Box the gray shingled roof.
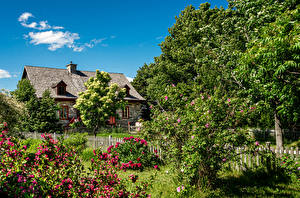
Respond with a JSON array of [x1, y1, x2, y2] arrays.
[[22, 65, 145, 101]]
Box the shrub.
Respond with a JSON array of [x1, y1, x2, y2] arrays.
[[0, 123, 151, 197], [81, 147, 94, 161], [20, 138, 43, 153], [62, 132, 88, 154], [142, 86, 256, 188], [278, 154, 300, 181], [108, 136, 161, 171]]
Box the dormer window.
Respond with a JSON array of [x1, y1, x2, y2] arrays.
[[124, 85, 130, 97], [58, 85, 66, 95], [52, 80, 67, 96]]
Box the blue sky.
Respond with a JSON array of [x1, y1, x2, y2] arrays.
[[0, 0, 228, 91]]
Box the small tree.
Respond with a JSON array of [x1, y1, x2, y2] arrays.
[[74, 70, 126, 137]]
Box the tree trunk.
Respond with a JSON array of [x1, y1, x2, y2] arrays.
[[274, 112, 283, 149]]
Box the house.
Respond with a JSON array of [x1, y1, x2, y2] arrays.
[[21, 62, 146, 128]]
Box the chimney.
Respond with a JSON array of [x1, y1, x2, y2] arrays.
[[66, 61, 77, 74]]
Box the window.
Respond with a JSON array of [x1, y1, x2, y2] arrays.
[[124, 85, 130, 97], [59, 106, 69, 120], [122, 106, 130, 119], [109, 116, 116, 125], [57, 86, 66, 95]]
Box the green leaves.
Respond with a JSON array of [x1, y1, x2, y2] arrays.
[[74, 70, 126, 134]]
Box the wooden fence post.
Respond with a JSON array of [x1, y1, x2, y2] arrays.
[[109, 135, 112, 146]]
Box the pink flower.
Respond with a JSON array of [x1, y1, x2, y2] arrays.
[[154, 165, 159, 170], [240, 110, 244, 113], [172, 84, 175, 87], [191, 101, 195, 105], [181, 185, 185, 190], [227, 98, 231, 102], [164, 96, 168, 100], [222, 158, 226, 162], [201, 95, 204, 100], [191, 135, 195, 139], [205, 123, 210, 128], [177, 118, 181, 123], [255, 141, 259, 146], [177, 186, 181, 192], [149, 105, 153, 109]]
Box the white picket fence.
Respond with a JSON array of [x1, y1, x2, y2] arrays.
[[227, 146, 299, 171], [21, 132, 163, 158], [21, 132, 298, 168]]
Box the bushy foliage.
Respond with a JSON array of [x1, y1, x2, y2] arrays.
[[108, 136, 161, 171], [81, 147, 94, 162], [0, 123, 151, 197], [20, 138, 43, 153], [14, 80, 61, 133], [74, 70, 126, 137], [142, 85, 257, 188], [0, 92, 24, 132], [278, 154, 300, 181], [62, 133, 88, 154]]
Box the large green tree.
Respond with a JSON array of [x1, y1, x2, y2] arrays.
[[74, 70, 126, 137], [237, 6, 300, 148], [13, 79, 61, 133], [135, 1, 295, 101]]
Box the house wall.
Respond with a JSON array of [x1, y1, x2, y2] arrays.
[[56, 100, 143, 128], [56, 100, 77, 125], [116, 102, 143, 127]]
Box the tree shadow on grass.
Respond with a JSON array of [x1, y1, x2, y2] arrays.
[[217, 168, 299, 197]]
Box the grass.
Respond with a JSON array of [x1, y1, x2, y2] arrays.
[[80, 158, 300, 198]]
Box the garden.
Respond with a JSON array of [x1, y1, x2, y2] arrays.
[[1, 0, 300, 197]]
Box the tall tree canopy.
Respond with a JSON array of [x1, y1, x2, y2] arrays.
[[134, 0, 297, 101], [236, 5, 300, 148], [74, 70, 126, 136]]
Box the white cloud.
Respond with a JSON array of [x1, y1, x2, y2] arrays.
[[18, 12, 61, 30], [28, 31, 80, 51], [18, 12, 33, 22], [0, 69, 12, 79], [85, 38, 106, 48], [19, 12, 108, 52], [126, 77, 133, 82]]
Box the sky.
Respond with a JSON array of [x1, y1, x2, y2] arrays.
[[0, 0, 228, 91]]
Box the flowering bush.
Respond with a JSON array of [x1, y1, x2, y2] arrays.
[[0, 123, 150, 197], [278, 154, 300, 181], [108, 136, 161, 171], [142, 86, 257, 188]]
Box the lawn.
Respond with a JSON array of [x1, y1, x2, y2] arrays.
[[81, 159, 300, 198]]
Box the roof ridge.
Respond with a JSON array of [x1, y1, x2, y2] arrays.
[[24, 65, 124, 75]]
